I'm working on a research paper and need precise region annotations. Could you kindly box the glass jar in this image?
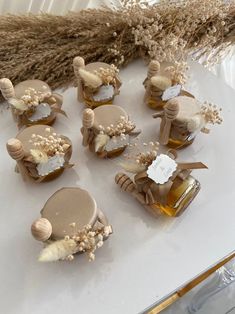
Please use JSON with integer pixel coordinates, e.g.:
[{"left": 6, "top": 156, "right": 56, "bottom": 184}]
[
  {"left": 6, "top": 125, "right": 72, "bottom": 182},
  {"left": 0, "top": 78, "right": 64, "bottom": 128},
  {"left": 81, "top": 105, "right": 139, "bottom": 158},
  {"left": 73, "top": 58, "right": 121, "bottom": 109},
  {"left": 159, "top": 96, "right": 204, "bottom": 149}
]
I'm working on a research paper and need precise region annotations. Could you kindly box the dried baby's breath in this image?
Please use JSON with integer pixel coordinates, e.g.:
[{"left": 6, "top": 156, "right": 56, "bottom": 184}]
[{"left": 0, "top": 0, "right": 234, "bottom": 92}]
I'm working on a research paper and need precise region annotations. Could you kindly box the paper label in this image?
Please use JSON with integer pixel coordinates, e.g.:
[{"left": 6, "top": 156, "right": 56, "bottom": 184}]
[
  {"left": 37, "top": 155, "right": 65, "bottom": 176},
  {"left": 28, "top": 103, "right": 51, "bottom": 122},
  {"left": 161, "top": 84, "right": 181, "bottom": 101},
  {"left": 147, "top": 154, "right": 177, "bottom": 184},
  {"left": 105, "top": 134, "right": 130, "bottom": 152},
  {"left": 93, "top": 85, "right": 114, "bottom": 101}
]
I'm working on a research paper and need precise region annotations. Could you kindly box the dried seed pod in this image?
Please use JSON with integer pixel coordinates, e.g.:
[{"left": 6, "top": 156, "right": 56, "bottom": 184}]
[
  {"left": 31, "top": 218, "right": 52, "bottom": 242},
  {"left": 82, "top": 108, "right": 95, "bottom": 129},
  {"left": 0, "top": 78, "right": 15, "bottom": 100},
  {"left": 147, "top": 60, "right": 160, "bottom": 79},
  {"left": 73, "top": 56, "right": 85, "bottom": 78},
  {"left": 6, "top": 138, "right": 24, "bottom": 160}
]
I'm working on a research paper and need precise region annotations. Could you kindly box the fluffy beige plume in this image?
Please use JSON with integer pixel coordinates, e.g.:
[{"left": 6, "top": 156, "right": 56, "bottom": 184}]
[
  {"left": 119, "top": 162, "right": 146, "bottom": 174},
  {"left": 8, "top": 98, "right": 28, "bottom": 111},
  {"left": 30, "top": 149, "right": 48, "bottom": 164},
  {"left": 150, "top": 75, "right": 172, "bottom": 91},
  {"left": 79, "top": 68, "right": 102, "bottom": 89},
  {"left": 38, "top": 239, "right": 77, "bottom": 262},
  {"left": 94, "top": 134, "right": 109, "bottom": 152},
  {"left": 187, "top": 115, "right": 205, "bottom": 132}
]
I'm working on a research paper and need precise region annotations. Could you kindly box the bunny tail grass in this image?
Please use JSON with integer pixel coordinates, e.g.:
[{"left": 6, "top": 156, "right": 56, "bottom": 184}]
[{"left": 38, "top": 239, "right": 77, "bottom": 262}]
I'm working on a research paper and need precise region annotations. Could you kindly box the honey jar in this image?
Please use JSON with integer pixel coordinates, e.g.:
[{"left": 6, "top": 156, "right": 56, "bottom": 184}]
[
  {"left": 31, "top": 187, "right": 112, "bottom": 262},
  {"left": 73, "top": 56, "right": 121, "bottom": 109},
  {"left": 6, "top": 125, "right": 73, "bottom": 182},
  {"left": 155, "top": 96, "right": 223, "bottom": 149},
  {"left": 0, "top": 78, "right": 65, "bottom": 128},
  {"left": 115, "top": 143, "right": 207, "bottom": 217},
  {"left": 143, "top": 60, "right": 193, "bottom": 109},
  {"left": 81, "top": 104, "right": 140, "bottom": 158}
]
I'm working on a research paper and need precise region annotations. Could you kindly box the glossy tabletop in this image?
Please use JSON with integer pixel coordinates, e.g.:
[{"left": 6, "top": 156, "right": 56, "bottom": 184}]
[{"left": 0, "top": 60, "right": 235, "bottom": 314}]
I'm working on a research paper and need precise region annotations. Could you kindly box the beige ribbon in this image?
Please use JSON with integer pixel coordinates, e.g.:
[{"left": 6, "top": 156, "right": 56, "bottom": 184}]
[{"left": 134, "top": 161, "right": 207, "bottom": 206}]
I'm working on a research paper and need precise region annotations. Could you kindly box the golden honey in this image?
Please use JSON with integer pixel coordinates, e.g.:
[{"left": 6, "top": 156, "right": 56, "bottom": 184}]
[{"left": 150, "top": 175, "right": 200, "bottom": 217}]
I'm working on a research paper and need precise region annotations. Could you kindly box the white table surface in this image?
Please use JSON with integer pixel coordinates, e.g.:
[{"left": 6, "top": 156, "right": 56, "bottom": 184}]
[{"left": 0, "top": 60, "right": 235, "bottom": 314}]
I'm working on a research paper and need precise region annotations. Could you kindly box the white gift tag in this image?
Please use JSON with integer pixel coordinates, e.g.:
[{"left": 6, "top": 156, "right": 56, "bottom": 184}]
[
  {"left": 147, "top": 154, "right": 177, "bottom": 184},
  {"left": 105, "top": 134, "right": 130, "bottom": 152},
  {"left": 28, "top": 103, "right": 51, "bottom": 122},
  {"left": 162, "top": 84, "right": 181, "bottom": 101},
  {"left": 93, "top": 85, "right": 114, "bottom": 101},
  {"left": 37, "top": 155, "right": 65, "bottom": 176}
]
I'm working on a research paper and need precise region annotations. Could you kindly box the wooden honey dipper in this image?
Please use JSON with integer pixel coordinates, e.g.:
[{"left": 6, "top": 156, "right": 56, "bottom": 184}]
[
  {"left": 0, "top": 78, "right": 15, "bottom": 100},
  {"left": 144, "top": 61, "right": 160, "bottom": 103},
  {"left": 115, "top": 173, "right": 146, "bottom": 205},
  {"left": 82, "top": 108, "right": 95, "bottom": 146},
  {"left": 73, "top": 56, "right": 85, "bottom": 79},
  {"left": 73, "top": 56, "right": 85, "bottom": 102},
  {"left": 147, "top": 60, "right": 160, "bottom": 80},
  {"left": 6, "top": 138, "right": 28, "bottom": 181},
  {"left": 31, "top": 218, "right": 52, "bottom": 242},
  {"left": 159, "top": 99, "right": 179, "bottom": 145}
]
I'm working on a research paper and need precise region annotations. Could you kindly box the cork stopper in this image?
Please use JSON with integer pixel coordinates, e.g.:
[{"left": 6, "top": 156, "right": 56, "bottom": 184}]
[
  {"left": 147, "top": 60, "right": 160, "bottom": 80},
  {"left": 115, "top": 173, "right": 136, "bottom": 193},
  {"left": 73, "top": 56, "right": 85, "bottom": 78},
  {"left": 31, "top": 218, "right": 52, "bottom": 242},
  {"left": 0, "top": 78, "right": 15, "bottom": 100},
  {"left": 83, "top": 108, "right": 95, "bottom": 129},
  {"left": 164, "top": 99, "right": 179, "bottom": 121},
  {"left": 6, "top": 138, "right": 24, "bottom": 160}
]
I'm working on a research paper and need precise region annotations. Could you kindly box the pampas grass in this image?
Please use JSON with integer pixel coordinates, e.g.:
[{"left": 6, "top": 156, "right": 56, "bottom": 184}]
[{"left": 0, "top": 0, "right": 234, "bottom": 94}]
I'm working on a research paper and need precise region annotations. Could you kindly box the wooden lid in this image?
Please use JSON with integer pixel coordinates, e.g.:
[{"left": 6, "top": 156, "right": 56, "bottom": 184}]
[
  {"left": 170, "top": 96, "right": 201, "bottom": 122},
  {"left": 41, "top": 187, "right": 98, "bottom": 239},
  {"left": 14, "top": 80, "right": 51, "bottom": 98},
  {"left": 16, "top": 125, "right": 55, "bottom": 154},
  {"left": 93, "top": 105, "right": 128, "bottom": 130}
]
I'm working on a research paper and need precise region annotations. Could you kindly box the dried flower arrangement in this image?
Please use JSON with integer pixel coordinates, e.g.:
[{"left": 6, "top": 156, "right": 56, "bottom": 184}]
[
  {"left": 153, "top": 96, "right": 223, "bottom": 148},
  {"left": 0, "top": 0, "right": 234, "bottom": 93},
  {"left": 31, "top": 188, "right": 113, "bottom": 262},
  {"left": 0, "top": 78, "right": 65, "bottom": 127},
  {"left": 73, "top": 56, "right": 121, "bottom": 108},
  {"left": 116, "top": 142, "right": 207, "bottom": 217},
  {"left": 6, "top": 125, "right": 73, "bottom": 182},
  {"left": 81, "top": 105, "right": 141, "bottom": 158},
  {"left": 37, "top": 224, "right": 113, "bottom": 262},
  {"left": 29, "top": 129, "right": 70, "bottom": 164}
]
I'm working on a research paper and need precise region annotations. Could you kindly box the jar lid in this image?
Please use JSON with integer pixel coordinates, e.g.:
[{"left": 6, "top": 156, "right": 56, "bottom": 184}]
[
  {"left": 14, "top": 79, "right": 51, "bottom": 99},
  {"left": 93, "top": 105, "right": 128, "bottom": 130},
  {"left": 16, "top": 125, "right": 55, "bottom": 154},
  {"left": 85, "top": 62, "right": 113, "bottom": 73},
  {"left": 41, "top": 187, "right": 98, "bottom": 239},
  {"left": 171, "top": 96, "right": 201, "bottom": 122}
]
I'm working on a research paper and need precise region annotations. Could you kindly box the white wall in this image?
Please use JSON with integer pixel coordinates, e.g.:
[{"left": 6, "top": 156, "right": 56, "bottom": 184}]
[{"left": 0, "top": 0, "right": 122, "bottom": 14}]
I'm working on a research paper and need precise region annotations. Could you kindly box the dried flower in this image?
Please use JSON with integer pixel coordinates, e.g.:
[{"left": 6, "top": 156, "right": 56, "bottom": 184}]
[
  {"left": 0, "top": 0, "right": 234, "bottom": 92},
  {"left": 200, "top": 102, "right": 223, "bottom": 125},
  {"left": 29, "top": 129, "right": 70, "bottom": 163}
]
